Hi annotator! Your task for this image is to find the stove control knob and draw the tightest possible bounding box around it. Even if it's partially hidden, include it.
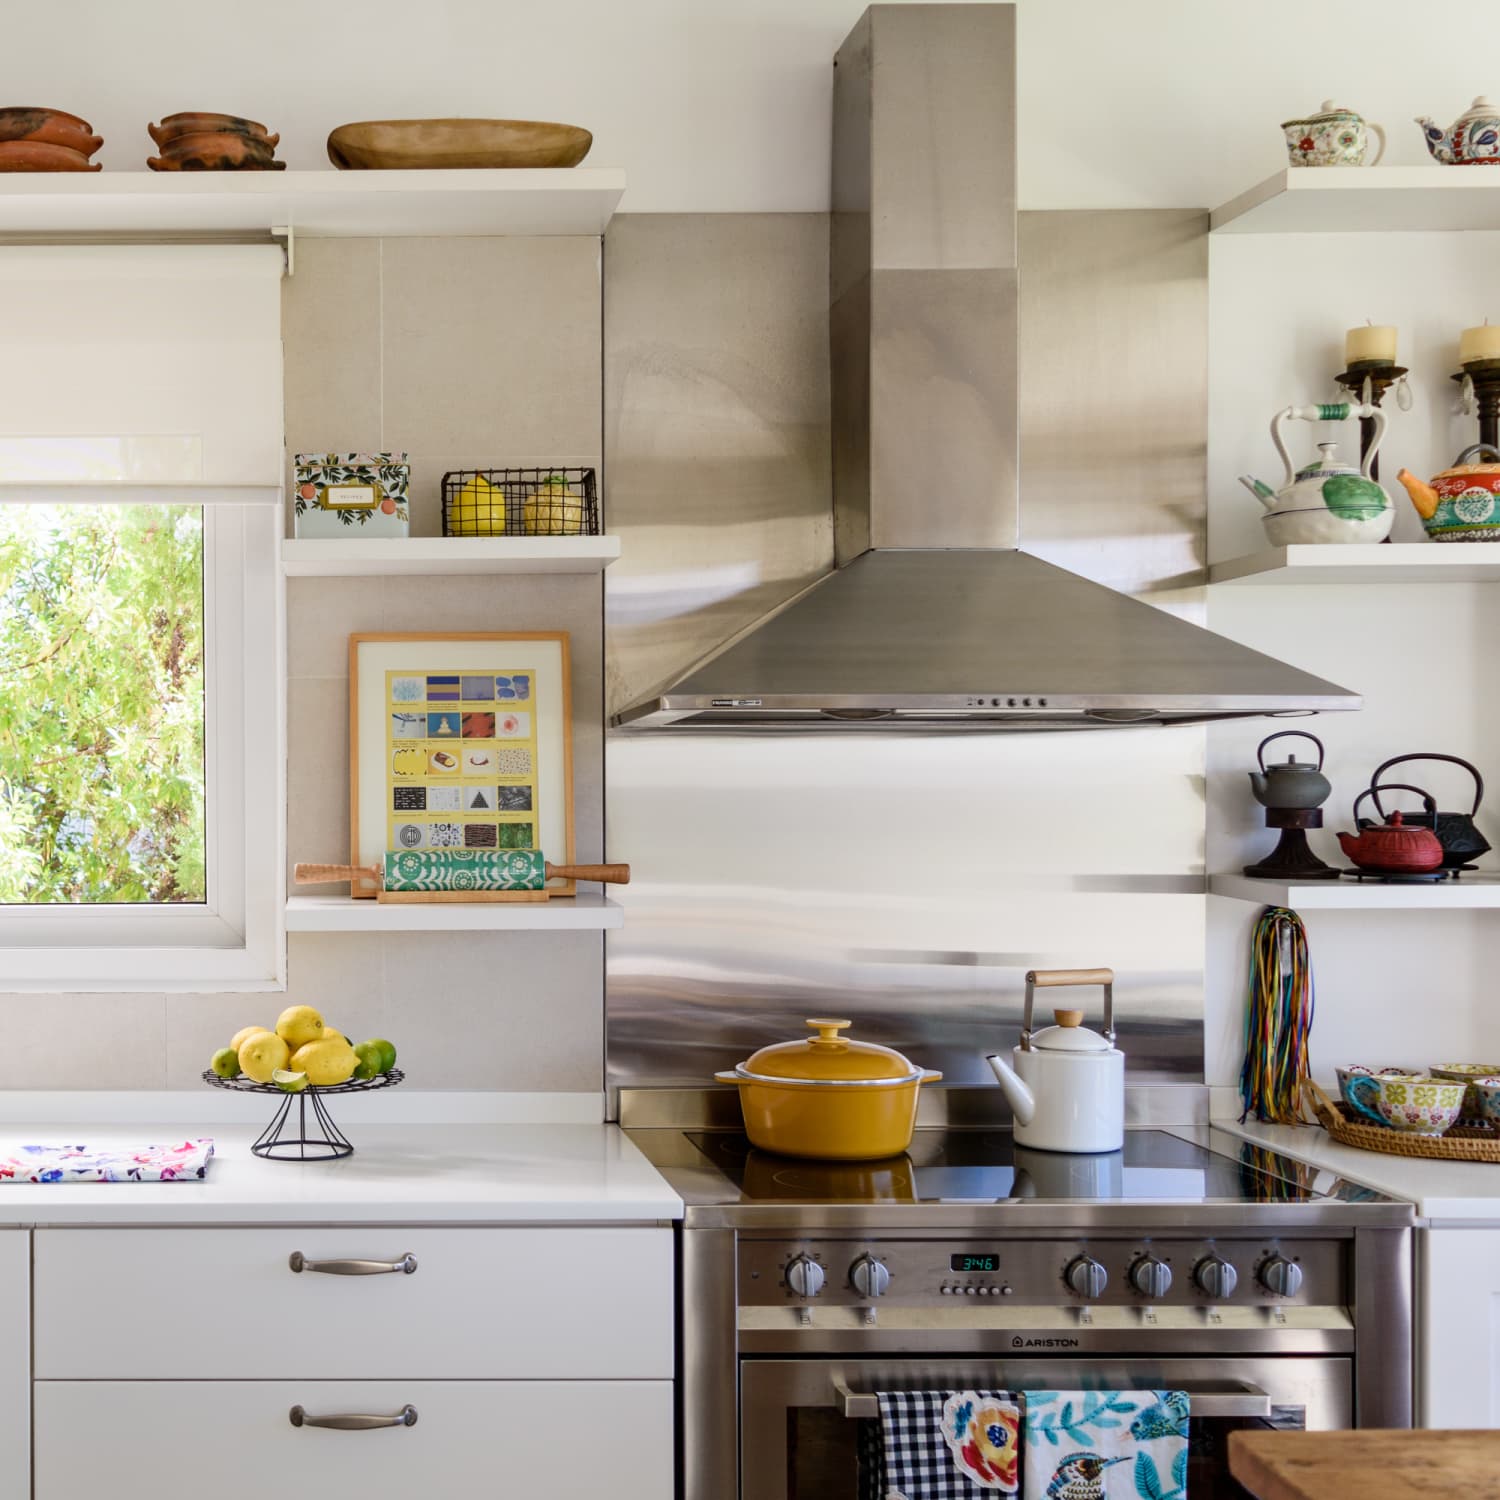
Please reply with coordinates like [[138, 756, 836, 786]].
[[1193, 1256, 1238, 1300], [785, 1254, 825, 1298], [850, 1255, 891, 1298], [1065, 1256, 1108, 1300], [1258, 1255, 1303, 1299], [1130, 1256, 1173, 1299]]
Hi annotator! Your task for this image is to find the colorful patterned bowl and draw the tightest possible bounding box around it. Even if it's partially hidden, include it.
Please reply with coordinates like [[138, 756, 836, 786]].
[[1335, 1066, 1410, 1126], [1345, 1073, 1466, 1135], [1456, 1076, 1500, 1127], [1432, 1065, 1500, 1122]]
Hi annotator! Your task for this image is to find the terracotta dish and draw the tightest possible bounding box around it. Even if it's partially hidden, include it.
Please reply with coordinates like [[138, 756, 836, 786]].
[[0, 140, 101, 172], [0, 107, 102, 155], [327, 118, 592, 170], [148, 112, 276, 147], [148, 132, 286, 171]]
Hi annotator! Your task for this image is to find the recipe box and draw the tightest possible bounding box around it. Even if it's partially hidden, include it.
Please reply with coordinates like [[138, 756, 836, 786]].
[[293, 452, 410, 538]]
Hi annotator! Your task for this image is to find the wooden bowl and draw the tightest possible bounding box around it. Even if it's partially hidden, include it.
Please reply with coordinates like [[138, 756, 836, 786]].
[[149, 112, 276, 147], [0, 108, 101, 155], [0, 140, 101, 172], [148, 131, 285, 171], [327, 118, 592, 170]]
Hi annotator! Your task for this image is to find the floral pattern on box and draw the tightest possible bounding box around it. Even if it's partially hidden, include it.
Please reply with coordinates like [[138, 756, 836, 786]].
[[293, 452, 410, 536], [0, 1139, 214, 1182]]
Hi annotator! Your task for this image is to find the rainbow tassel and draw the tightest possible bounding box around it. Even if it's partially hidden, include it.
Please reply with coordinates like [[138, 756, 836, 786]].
[[1240, 906, 1315, 1126]]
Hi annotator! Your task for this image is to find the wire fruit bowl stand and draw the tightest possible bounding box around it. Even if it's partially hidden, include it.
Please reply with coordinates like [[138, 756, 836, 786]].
[[201, 1069, 404, 1160]]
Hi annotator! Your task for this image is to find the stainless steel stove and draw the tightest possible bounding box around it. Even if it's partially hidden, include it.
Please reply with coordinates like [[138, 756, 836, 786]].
[[625, 1121, 1414, 1500]]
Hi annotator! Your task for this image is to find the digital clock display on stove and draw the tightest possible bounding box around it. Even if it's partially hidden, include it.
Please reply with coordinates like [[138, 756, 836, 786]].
[[949, 1253, 999, 1273]]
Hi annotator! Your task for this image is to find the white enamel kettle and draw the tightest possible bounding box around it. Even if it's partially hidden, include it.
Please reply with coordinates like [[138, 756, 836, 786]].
[[986, 968, 1125, 1154]]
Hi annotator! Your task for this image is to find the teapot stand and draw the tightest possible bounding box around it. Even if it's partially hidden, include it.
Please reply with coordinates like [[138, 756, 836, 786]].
[[1337, 865, 1476, 884], [1244, 807, 1340, 880]]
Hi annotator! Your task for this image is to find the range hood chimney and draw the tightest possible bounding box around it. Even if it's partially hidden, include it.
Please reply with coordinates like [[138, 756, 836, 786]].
[[615, 3, 1359, 731]]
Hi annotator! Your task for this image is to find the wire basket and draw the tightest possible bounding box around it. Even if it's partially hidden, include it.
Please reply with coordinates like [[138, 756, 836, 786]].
[[202, 1069, 404, 1161], [440, 467, 598, 537]]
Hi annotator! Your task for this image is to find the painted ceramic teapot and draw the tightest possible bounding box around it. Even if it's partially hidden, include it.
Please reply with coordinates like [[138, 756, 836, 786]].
[[1396, 444, 1500, 542], [1417, 97, 1500, 164], [1282, 101, 1385, 167], [1239, 401, 1393, 545]]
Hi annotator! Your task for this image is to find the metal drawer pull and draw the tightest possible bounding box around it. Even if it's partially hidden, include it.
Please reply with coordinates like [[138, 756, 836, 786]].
[[290, 1404, 418, 1431], [832, 1377, 1273, 1421], [288, 1251, 417, 1275]]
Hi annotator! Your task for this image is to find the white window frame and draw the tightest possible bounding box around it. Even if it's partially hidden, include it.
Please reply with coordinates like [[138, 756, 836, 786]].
[[0, 492, 284, 992]]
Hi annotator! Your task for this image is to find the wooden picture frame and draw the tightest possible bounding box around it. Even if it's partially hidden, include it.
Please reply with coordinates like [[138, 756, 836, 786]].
[[348, 632, 574, 898]]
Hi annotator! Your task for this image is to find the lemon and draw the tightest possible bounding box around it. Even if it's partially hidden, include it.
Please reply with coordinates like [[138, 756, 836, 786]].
[[291, 1034, 359, 1087], [448, 474, 500, 536], [210, 1046, 242, 1080], [276, 1004, 325, 1051], [239, 1031, 291, 1084], [272, 1069, 309, 1094], [229, 1025, 271, 1052], [522, 475, 585, 535]]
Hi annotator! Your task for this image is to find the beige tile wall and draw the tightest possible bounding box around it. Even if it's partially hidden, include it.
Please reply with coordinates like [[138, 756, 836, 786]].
[[1, 235, 605, 1092]]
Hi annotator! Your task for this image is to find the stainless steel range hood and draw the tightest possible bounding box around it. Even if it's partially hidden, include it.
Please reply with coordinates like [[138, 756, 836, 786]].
[[614, 3, 1359, 732]]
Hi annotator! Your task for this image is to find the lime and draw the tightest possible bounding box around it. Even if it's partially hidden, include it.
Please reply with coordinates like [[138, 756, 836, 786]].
[[210, 1046, 242, 1080], [272, 1069, 309, 1094], [352, 1041, 384, 1081], [369, 1038, 397, 1074], [276, 1004, 325, 1051]]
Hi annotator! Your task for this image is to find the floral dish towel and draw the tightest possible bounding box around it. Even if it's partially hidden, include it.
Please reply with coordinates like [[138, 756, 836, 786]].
[[1023, 1391, 1188, 1500], [0, 1140, 214, 1182], [860, 1390, 1021, 1498]]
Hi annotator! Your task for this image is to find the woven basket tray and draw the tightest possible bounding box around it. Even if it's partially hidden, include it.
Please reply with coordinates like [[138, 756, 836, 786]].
[[1306, 1078, 1500, 1162]]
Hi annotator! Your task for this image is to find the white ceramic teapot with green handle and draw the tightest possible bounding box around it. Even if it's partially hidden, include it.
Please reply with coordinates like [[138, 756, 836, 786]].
[[1239, 401, 1393, 545]]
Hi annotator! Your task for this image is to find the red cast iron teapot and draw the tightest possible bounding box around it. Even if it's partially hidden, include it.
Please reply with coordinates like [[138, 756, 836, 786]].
[[1338, 785, 1446, 874]]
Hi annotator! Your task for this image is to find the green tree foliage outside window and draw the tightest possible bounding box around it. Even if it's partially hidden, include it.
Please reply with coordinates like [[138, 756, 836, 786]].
[[0, 505, 206, 904]]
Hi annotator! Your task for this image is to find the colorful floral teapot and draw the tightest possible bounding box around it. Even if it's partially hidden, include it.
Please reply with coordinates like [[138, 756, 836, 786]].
[[1239, 402, 1393, 545], [1282, 101, 1385, 167], [1396, 444, 1500, 542], [1416, 96, 1500, 164]]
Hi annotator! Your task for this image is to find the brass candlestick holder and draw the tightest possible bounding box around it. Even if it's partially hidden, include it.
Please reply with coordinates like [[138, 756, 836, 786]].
[[1334, 358, 1408, 482], [1451, 358, 1500, 451]]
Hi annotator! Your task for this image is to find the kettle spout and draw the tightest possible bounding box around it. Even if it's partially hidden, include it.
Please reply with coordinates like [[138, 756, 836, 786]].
[[985, 1053, 1035, 1126], [1248, 771, 1270, 801], [1336, 831, 1361, 860], [1396, 467, 1441, 521], [1416, 118, 1455, 163], [1239, 475, 1278, 512]]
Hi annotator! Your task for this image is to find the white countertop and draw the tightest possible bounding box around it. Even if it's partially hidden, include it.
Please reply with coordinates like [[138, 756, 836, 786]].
[[0, 1124, 682, 1226], [1214, 1115, 1500, 1224]]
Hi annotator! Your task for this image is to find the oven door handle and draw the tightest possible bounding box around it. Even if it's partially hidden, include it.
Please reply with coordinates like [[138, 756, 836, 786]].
[[832, 1377, 1274, 1421]]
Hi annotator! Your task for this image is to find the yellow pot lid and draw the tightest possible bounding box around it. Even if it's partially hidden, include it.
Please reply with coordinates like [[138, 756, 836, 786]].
[[742, 1019, 923, 1083]]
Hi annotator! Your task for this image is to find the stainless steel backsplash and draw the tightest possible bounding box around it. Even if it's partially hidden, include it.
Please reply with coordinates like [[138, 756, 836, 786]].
[[603, 211, 1209, 1111]]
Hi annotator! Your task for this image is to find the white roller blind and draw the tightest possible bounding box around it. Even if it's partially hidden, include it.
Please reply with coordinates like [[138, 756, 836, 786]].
[[0, 244, 283, 496]]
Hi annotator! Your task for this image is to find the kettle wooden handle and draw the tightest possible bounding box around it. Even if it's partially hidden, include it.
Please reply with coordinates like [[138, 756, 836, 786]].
[[1257, 730, 1325, 773], [1026, 968, 1115, 987], [1370, 754, 1483, 816]]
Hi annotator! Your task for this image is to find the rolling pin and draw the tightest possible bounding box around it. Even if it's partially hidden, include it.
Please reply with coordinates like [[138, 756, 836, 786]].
[[296, 849, 630, 894]]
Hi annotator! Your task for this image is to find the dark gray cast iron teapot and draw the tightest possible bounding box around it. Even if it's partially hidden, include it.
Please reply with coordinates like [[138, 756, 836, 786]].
[[1248, 731, 1332, 810]]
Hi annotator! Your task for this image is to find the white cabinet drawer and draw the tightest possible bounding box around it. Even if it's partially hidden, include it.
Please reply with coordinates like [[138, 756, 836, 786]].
[[0, 1233, 27, 1500], [35, 1226, 671, 1379], [36, 1379, 673, 1500]]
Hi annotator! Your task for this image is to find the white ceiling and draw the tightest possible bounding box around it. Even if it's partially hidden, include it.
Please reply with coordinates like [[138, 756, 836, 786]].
[[9, 0, 1499, 212]]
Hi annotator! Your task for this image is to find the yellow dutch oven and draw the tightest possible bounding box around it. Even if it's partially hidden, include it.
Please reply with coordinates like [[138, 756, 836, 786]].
[[715, 1019, 943, 1160]]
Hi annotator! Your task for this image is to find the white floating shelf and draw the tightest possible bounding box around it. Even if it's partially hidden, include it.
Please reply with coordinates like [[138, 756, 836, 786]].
[[280, 536, 621, 576], [1210, 872, 1500, 909], [1209, 544, 1500, 585], [1212, 166, 1500, 235], [0, 168, 625, 239], [286, 893, 623, 932]]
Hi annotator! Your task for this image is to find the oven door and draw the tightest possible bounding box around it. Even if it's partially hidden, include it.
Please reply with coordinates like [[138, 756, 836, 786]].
[[740, 1356, 1350, 1500]]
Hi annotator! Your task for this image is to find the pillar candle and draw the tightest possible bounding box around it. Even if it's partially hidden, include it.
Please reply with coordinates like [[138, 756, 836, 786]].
[[1344, 323, 1397, 365], [1460, 321, 1500, 364]]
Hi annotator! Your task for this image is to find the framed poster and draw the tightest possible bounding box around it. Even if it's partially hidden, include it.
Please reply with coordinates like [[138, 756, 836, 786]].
[[349, 633, 573, 897]]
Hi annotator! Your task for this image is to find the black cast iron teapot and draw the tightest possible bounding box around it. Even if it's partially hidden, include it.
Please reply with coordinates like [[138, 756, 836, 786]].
[[1361, 753, 1490, 870]]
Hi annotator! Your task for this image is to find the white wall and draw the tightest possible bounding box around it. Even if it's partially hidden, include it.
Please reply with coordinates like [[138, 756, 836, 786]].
[[11, 0, 1500, 211], [1204, 231, 1500, 1090]]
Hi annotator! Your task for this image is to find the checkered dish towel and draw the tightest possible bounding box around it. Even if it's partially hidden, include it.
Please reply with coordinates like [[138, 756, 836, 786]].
[[0, 1140, 214, 1182], [860, 1390, 1022, 1499], [1022, 1391, 1188, 1500]]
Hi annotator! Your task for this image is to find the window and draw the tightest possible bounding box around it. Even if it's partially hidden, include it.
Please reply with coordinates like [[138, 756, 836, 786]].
[[0, 244, 285, 990]]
